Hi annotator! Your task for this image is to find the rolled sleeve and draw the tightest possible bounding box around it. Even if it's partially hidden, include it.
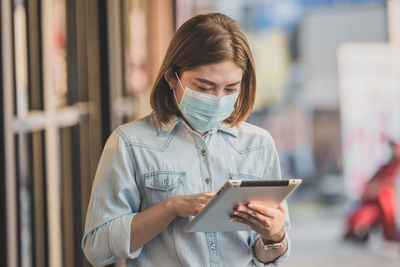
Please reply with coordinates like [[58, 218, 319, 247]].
[[82, 129, 142, 266], [82, 214, 142, 267], [109, 213, 142, 259]]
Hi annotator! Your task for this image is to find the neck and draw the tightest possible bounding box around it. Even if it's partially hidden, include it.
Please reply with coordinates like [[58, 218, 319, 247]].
[[179, 114, 207, 136]]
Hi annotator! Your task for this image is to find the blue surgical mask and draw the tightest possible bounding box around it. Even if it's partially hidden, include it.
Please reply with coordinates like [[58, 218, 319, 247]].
[[174, 72, 239, 132]]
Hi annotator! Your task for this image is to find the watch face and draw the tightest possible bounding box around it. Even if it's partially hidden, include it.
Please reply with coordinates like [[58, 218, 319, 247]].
[[262, 243, 284, 250]]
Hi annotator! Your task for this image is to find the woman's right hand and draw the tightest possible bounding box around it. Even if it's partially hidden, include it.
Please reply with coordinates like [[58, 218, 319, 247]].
[[166, 192, 215, 217]]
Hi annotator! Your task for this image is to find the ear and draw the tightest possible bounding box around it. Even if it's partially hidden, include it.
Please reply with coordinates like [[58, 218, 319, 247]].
[[164, 68, 177, 89]]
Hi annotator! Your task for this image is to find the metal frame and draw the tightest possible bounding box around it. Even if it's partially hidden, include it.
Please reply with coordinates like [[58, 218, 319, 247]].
[[12, 104, 90, 133], [107, 0, 124, 131], [42, 1, 63, 266], [2, 0, 18, 266], [26, 1, 46, 265], [0, 2, 6, 265]]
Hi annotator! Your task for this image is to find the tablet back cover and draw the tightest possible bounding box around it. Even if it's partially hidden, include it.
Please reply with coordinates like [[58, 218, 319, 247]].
[[184, 179, 301, 232]]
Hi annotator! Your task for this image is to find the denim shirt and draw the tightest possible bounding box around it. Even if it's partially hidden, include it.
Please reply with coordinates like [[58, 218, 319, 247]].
[[82, 114, 291, 267]]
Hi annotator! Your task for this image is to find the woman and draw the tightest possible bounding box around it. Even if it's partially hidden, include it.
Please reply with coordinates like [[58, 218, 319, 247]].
[[82, 13, 290, 267]]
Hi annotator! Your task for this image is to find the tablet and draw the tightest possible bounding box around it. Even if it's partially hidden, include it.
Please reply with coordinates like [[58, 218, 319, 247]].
[[184, 179, 302, 232]]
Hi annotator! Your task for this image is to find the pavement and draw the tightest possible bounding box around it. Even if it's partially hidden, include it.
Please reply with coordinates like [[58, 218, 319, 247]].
[[282, 199, 400, 267]]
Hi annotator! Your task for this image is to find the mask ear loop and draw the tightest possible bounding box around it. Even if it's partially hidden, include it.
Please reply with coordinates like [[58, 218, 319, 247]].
[[172, 72, 185, 106], [174, 72, 185, 91], [172, 72, 196, 132]]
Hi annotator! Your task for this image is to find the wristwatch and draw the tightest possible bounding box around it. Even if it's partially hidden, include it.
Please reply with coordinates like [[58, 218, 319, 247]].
[[258, 234, 285, 250]]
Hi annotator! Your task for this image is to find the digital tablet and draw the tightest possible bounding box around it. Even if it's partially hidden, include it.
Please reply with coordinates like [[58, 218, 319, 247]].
[[184, 179, 302, 232]]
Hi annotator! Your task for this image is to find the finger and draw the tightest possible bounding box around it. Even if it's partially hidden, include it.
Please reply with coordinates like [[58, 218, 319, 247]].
[[277, 204, 287, 214], [202, 193, 215, 200], [237, 204, 275, 223], [193, 204, 206, 215], [191, 193, 214, 201], [197, 192, 215, 200], [236, 204, 260, 217], [230, 214, 260, 231], [235, 205, 276, 228], [192, 192, 214, 197], [195, 198, 211, 205], [231, 210, 268, 230], [247, 202, 279, 218], [193, 199, 214, 207], [205, 194, 215, 200]]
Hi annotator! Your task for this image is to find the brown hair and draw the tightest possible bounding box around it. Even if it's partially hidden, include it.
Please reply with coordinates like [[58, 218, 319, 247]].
[[150, 13, 256, 127]]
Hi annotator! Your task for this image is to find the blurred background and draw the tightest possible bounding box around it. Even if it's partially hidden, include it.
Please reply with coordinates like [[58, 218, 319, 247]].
[[1, 0, 400, 266]]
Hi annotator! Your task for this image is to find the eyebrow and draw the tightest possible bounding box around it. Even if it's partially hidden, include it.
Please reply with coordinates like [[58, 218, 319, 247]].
[[194, 78, 241, 87]]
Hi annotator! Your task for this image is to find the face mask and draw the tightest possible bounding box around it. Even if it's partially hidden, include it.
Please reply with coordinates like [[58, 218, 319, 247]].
[[174, 72, 239, 132]]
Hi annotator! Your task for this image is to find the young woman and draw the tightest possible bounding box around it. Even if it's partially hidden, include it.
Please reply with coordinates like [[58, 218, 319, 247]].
[[82, 13, 290, 267]]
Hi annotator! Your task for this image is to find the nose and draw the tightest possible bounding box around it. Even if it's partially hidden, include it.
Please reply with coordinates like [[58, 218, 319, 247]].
[[212, 88, 225, 98]]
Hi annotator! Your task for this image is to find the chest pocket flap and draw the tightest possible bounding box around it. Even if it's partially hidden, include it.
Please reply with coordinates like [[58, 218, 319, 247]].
[[144, 171, 187, 205], [144, 171, 187, 191]]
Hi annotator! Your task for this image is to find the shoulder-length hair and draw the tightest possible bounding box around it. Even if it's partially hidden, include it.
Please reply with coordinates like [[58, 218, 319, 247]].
[[150, 12, 256, 127]]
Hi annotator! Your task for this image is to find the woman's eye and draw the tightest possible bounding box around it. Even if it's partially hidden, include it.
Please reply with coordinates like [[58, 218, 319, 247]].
[[198, 86, 210, 91], [225, 88, 237, 93]]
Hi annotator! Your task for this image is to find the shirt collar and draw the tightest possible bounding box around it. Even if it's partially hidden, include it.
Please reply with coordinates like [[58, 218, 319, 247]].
[[217, 123, 239, 138], [157, 115, 182, 136], [156, 114, 239, 138]]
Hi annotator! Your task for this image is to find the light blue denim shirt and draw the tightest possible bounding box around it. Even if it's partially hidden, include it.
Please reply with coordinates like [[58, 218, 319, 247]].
[[82, 114, 291, 267]]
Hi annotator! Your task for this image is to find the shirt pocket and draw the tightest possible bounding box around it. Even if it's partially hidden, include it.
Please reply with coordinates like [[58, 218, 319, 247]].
[[144, 171, 187, 205], [229, 173, 264, 181]]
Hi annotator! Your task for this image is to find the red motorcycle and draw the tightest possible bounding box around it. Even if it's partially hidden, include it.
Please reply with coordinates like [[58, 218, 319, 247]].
[[344, 141, 400, 243]]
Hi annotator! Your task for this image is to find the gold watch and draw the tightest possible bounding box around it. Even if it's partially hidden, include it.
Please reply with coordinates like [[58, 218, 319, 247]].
[[258, 234, 285, 250]]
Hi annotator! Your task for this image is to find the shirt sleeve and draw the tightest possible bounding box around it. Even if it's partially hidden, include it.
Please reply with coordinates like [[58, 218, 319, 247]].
[[250, 222, 291, 267], [81, 129, 142, 266], [251, 139, 292, 266]]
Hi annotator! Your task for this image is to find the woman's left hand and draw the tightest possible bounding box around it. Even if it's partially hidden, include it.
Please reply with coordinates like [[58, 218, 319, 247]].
[[230, 202, 286, 241]]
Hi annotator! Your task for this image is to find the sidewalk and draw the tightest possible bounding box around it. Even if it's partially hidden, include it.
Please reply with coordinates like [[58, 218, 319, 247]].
[[283, 200, 400, 267]]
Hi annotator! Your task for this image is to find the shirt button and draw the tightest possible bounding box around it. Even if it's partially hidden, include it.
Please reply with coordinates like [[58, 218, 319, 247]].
[[201, 149, 207, 156], [205, 178, 211, 184], [210, 243, 216, 250]]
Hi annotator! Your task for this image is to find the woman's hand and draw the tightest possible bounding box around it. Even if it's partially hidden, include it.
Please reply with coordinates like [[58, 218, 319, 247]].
[[166, 192, 215, 218], [230, 202, 286, 242]]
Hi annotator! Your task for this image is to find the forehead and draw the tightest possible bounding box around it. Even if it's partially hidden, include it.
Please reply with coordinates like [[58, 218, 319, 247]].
[[182, 61, 243, 83]]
